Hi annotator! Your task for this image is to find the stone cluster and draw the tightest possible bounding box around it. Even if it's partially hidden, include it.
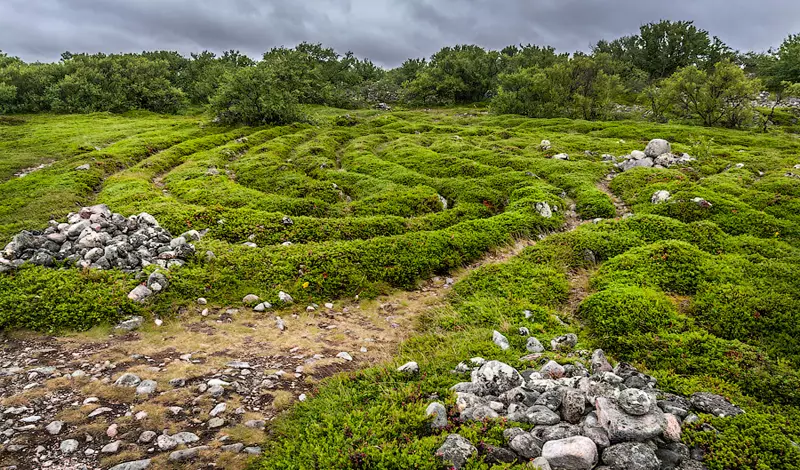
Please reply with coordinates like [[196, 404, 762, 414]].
[[0, 205, 198, 274], [432, 349, 742, 469], [608, 139, 696, 172]]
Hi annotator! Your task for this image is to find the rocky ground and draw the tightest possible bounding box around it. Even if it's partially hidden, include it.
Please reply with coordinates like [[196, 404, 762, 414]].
[[0, 277, 455, 470]]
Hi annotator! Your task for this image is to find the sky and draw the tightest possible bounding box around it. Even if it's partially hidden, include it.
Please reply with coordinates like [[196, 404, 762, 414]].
[[1, 0, 799, 67]]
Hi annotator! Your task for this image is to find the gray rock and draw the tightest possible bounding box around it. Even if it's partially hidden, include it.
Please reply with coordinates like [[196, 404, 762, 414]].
[[242, 294, 260, 305], [493, 330, 510, 350], [75, 163, 91, 171], [278, 291, 294, 304], [536, 390, 563, 411], [435, 434, 477, 469], [527, 337, 545, 353], [157, 434, 178, 451], [562, 389, 587, 424], [602, 442, 660, 470], [553, 153, 569, 160], [138, 431, 156, 444], [60, 439, 79, 454], [173, 432, 200, 445], [222, 443, 244, 453], [551, 333, 578, 351], [591, 349, 613, 374], [523, 405, 562, 425], [87, 407, 113, 418], [690, 392, 743, 417], [208, 417, 225, 428], [536, 202, 553, 218], [398, 361, 419, 374], [136, 379, 157, 395], [245, 419, 266, 429], [542, 436, 598, 470], [169, 446, 210, 462], [540, 360, 566, 379], [109, 460, 151, 470], [531, 457, 552, 470], [45, 420, 64, 435], [540, 140, 552, 150], [115, 316, 144, 332], [644, 139, 671, 158], [210, 403, 227, 417], [651, 190, 671, 204], [244, 446, 263, 455], [426, 402, 448, 429], [114, 373, 142, 387], [595, 397, 667, 442], [484, 445, 518, 465], [127, 285, 153, 303], [473, 360, 524, 396], [101, 440, 122, 453], [510, 432, 542, 459], [500, 386, 539, 407], [535, 423, 583, 443], [618, 388, 653, 416]]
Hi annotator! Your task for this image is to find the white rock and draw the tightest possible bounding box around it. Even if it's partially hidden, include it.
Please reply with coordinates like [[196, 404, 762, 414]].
[[492, 330, 510, 350], [541, 436, 598, 470], [278, 291, 294, 304], [336, 352, 353, 361], [397, 362, 419, 374]]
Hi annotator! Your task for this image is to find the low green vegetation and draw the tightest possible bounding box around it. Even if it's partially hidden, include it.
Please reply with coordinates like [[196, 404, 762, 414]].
[[2, 106, 800, 468]]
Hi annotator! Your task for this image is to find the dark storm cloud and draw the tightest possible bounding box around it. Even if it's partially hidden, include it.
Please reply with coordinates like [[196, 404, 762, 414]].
[[1, 0, 799, 67]]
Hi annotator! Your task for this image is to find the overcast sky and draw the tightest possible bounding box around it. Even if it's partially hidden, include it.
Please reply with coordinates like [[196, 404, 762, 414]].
[[1, 0, 799, 67]]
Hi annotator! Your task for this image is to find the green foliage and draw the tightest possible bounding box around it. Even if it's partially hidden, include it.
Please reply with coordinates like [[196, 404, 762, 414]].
[[662, 60, 761, 128], [684, 409, 800, 470], [405, 45, 501, 105], [0, 265, 140, 331], [579, 285, 679, 337], [492, 55, 621, 120], [210, 65, 305, 125], [595, 20, 732, 79]]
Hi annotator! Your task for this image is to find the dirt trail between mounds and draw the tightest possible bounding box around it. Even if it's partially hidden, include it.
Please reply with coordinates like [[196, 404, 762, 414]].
[[0, 184, 625, 470]]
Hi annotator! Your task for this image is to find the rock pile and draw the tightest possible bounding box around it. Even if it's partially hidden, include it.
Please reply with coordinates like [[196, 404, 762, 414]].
[[433, 350, 742, 469], [0, 205, 198, 274], [611, 139, 696, 172]]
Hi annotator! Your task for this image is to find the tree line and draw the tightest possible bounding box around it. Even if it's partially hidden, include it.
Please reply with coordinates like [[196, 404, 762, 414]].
[[1, 20, 799, 128]]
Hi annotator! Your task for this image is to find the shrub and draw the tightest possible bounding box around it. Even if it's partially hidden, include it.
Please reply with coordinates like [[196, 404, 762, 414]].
[[579, 285, 678, 337], [0, 266, 140, 332], [210, 65, 305, 125], [592, 240, 712, 294]]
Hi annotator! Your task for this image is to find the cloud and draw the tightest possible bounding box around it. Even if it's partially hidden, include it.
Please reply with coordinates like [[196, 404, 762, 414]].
[[1, 0, 798, 67]]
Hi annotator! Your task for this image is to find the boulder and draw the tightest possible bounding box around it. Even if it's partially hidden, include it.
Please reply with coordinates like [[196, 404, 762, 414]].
[[509, 432, 542, 459], [527, 337, 545, 353], [562, 389, 587, 424], [595, 397, 667, 442], [114, 373, 142, 387], [435, 434, 477, 469], [541, 436, 598, 470], [473, 361, 524, 396], [690, 392, 743, 417], [426, 402, 448, 429], [551, 333, 578, 351], [617, 388, 653, 416], [398, 362, 419, 374], [602, 442, 660, 470], [644, 139, 671, 158]]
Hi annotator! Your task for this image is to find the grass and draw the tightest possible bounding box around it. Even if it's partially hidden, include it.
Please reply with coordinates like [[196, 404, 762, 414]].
[[3, 107, 800, 468]]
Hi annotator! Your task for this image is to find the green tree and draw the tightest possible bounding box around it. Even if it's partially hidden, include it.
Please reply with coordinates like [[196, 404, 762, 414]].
[[595, 20, 732, 79], [663, 60, 760, 127], [210, 64, 304, 125], [492, 54, 620, 120], [405, 45, 501, 104]]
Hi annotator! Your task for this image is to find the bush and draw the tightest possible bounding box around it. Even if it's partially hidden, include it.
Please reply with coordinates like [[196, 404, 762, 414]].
[[210, 65, 305, 125], [663, 60, 761, 128], [592, 240, 712, 294], [0, 266, 140, 332], [579, 285, 678, 337]]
